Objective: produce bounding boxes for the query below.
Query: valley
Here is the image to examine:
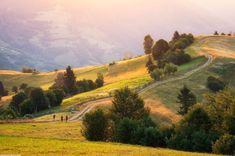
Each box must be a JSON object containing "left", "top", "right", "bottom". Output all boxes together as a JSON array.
[{"left": 0, "top": 35, "right": 235, "bottom": 155}]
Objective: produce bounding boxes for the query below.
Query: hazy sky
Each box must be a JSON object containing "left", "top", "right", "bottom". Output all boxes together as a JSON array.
[{"left": 1, "top": 0, "right": 235, "bottom": 67}]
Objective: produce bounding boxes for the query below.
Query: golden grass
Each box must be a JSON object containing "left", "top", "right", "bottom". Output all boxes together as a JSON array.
[
  {"left": 0, "top": 135, "right": 217, "bottom": 156},
  {"left": 0, "top": 70, "right": 22, "bottom": 75},
  {"left": 202, "top": 47, "right": 235, "bottom": 59},
  {"left": 145, "top": 99, "right": 181, "bottom": 123},
  {"left": 0, "top": 122, "right": 84, "bottom": 140}
]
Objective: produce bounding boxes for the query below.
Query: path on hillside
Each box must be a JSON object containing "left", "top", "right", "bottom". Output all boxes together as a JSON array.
[{"left": 69, "top": 54, "right": 213, "bottom": 121}]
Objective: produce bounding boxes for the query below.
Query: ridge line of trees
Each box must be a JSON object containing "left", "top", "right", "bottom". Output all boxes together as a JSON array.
[{"left": 144, "top": 31, "right": 194, "bottom": 81}]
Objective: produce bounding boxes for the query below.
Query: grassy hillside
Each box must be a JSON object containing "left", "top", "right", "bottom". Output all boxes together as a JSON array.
[
  {"left": 1, "top": 36, "right": 234, "bottom": 120},
  {"left": 0, "top": 36, "right": 216, "bottom": 124},
  {"left": 0, "top": 122, "right": 216, "bottom": 156},
  {"left": 141, "top": 36, "right": 235, "bottom": 113},
  {"left": 0, "top": 36, "right": 234, "bottom": 156}
]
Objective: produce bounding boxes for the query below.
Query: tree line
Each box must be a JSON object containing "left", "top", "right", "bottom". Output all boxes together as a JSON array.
[
  {"left": 50, "top": 66, "right": 104, "bottom": 96},
  {"left": 144, "top": 31, "right": 194, "bottom": 81},
  {"left": 82, "top": 75, "right": 235, "bottom": 155},
  {"left": 0, "top": 83, "right": 64, "bottom": 119},
  {"left": 214, "top": 31, "right": 235, "bottom": 36}
]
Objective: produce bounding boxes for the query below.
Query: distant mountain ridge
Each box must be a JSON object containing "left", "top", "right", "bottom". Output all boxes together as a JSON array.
[{"left": 0, "top": 0, "right": 234, "bottom": 71}]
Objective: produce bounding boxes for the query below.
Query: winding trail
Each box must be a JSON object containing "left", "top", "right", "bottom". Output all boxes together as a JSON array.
[{"left": 69, "top": 53, "right": 213, "bottom": 121}]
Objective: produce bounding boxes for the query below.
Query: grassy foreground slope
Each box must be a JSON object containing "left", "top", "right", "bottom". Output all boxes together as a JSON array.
[
  {"left": 141, "top": 36, "right": 235, "bottom": 113},
  {"left": 0, "top": 136, "right": 216, "bottom": 156},
  {"left": 0, "top": 122, "right": 216, "bottom": 156}
]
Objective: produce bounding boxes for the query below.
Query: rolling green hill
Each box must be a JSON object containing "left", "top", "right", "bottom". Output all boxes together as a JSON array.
[
  {"left": 1, "top": 36, "right": 235, "bottom": 122},
  {"left": 0, "top": 36, "right": 234, "bottom": 156},
  {"left": 141, "top": 36, "right": 235, "bottom": 113}
]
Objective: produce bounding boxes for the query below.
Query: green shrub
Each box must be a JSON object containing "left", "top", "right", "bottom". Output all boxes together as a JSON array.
[
  {"left": 9, "top": 92, "right": 27, "bottom": 113},
  {"left": 46, "top": 91, "right": 57, "bottom": 107},
  {"left": 207, "top": 76, "right": 226, "bottom": 92},
  {"left": 30, "top": 88, "right": 49, "bottom": 112},
  {"left": 20, "top": 99, "right": 35, "bottom": 115},
  {"left": 52, "top": 89, "right": 64, "bottom": 106},
  {"left": 116, "top": 118, "right": 138, "bottom": 143},
  {"left": 212, "top": 134, "right": 235, "bottom": 155},
  {"left": 82, "top": 109, "right": 108, "bottom": 141},
  {"left": 164, "top": 63, "right": 178, "bottom": 75},
  {"left": 150, "top": 69, "right": 164, "bottom": 81}
]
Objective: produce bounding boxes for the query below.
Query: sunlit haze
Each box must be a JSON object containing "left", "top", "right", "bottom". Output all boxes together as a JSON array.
[{"left": 0, "top": 0, "right": 235, "bottom": 69}]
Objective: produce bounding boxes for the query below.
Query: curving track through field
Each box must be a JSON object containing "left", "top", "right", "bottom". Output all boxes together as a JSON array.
[{"left": 69, "top": 54, "right": 213, "bottom": 121}]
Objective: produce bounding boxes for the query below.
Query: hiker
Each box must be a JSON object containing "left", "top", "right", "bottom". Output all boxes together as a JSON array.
[
  {"left": 53, "top": 114, "right": 56, "bottom": 121},
  {"left": 61, "top": 116, "right": 64, "bottom": 122},
  {"left": 66, "top": 115, "right": 68, "bottom": 122}
]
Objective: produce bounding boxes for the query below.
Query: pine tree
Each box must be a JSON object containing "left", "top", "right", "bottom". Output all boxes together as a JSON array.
[
  {"left": 172, "top": 31, "right": 180, "bottom": 41},
  {"left": 143, "top": 35, "right": 154, "bottom": 54},
  {"left": 64, "top": 66, "right": 77, "bottom": 94},
  {"left": 177, "top": 85, "right": 197, "bottom": 115},
  {"left": 111, "top": 87, "right": 149, "bottom": 121},
  {"left": 95, "top": 73, "right": 104, "bottom": 88}
]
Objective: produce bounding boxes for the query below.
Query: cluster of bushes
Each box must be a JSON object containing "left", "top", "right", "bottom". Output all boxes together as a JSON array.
[
  {"left": 109, "top": 61, "right": 116, "bottom": 66},
  {"left": 82, "top": 87, "right": 165, "bottom": 147},
  {"left": 214, "top": 31, "right": 234, "bottom": 36},
  {"left": 51, "top": 66, "right": 104, "bottom": 96},
  {"left": 5, "top": 86, "right": 64, "bottom": 118},
  {"left": 150, "top": 63, "right": 178, "bottom": 81},
  {"left": 170, "top": 89, "right": 235, "bottom": 155},
  {"left": 0, "top": 81, "right": 8, "bottom": 99},
  {"left": 145, "top": 31, "right": 193, "bottom": 80},
  {"left": 164, "top": 49, "right": 191, "bottom": 65},
  {"left": 21, "top": 67, "right": 39, "bottom": 74},
  {"left": 207, "top": 76, "right": 226, "bottom": 92},
  {"left": 82, "top": 84, "right": 235, "bottom": 155}
]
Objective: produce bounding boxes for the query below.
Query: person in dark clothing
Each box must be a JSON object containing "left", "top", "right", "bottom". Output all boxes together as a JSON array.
[
  {"left": 53, "top": 114, "right": 56, "bottom": 121},
  {"left": 66, "top": 116, "right": 68, "bottom": 122},
  {"left": 61, "top": 116, "right": 64, "bottom": 122}
]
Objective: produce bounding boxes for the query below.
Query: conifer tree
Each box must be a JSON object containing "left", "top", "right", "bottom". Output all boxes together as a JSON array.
[
  {"left": 64, "top": 66, "right": 77, "bottom": 94},
  {"left": 143, "top": 35, "right": 154, "bottom": 54},
  {"left": 177, "top": 85, "right": 197, "bottom": 115}
]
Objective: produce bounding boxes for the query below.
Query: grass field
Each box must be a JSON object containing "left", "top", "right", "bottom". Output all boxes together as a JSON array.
[
  {"left": 0, "top": 122, "right": 216, "bottom": 156},
  {"left": 0, "top": 135, "right": 217, "bottom": 156}
]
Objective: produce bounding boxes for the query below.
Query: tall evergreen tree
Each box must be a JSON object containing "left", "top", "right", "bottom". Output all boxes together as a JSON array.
[
  {"left": 64, "top": 66, "right": 77, "bottom": 94},
  {"left": 177, "top": 85, "right": 197, "bottom": 115},
  {"left": 95, "top": 73, "right": 104, "bottom": 88},
  {"left": 143, "top": 35, "right": 154, "bottom": 54},
  {"left": 172, "top": 31, "right": 180, "bottom": 41},
  {"left": 111, "top": 87, "right": 149, "bottom": 121}
]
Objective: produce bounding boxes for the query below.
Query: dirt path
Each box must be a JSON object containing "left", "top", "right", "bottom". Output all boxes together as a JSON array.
[{"left": 69, "top": 54, "right": 213, "bottom": 121}]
